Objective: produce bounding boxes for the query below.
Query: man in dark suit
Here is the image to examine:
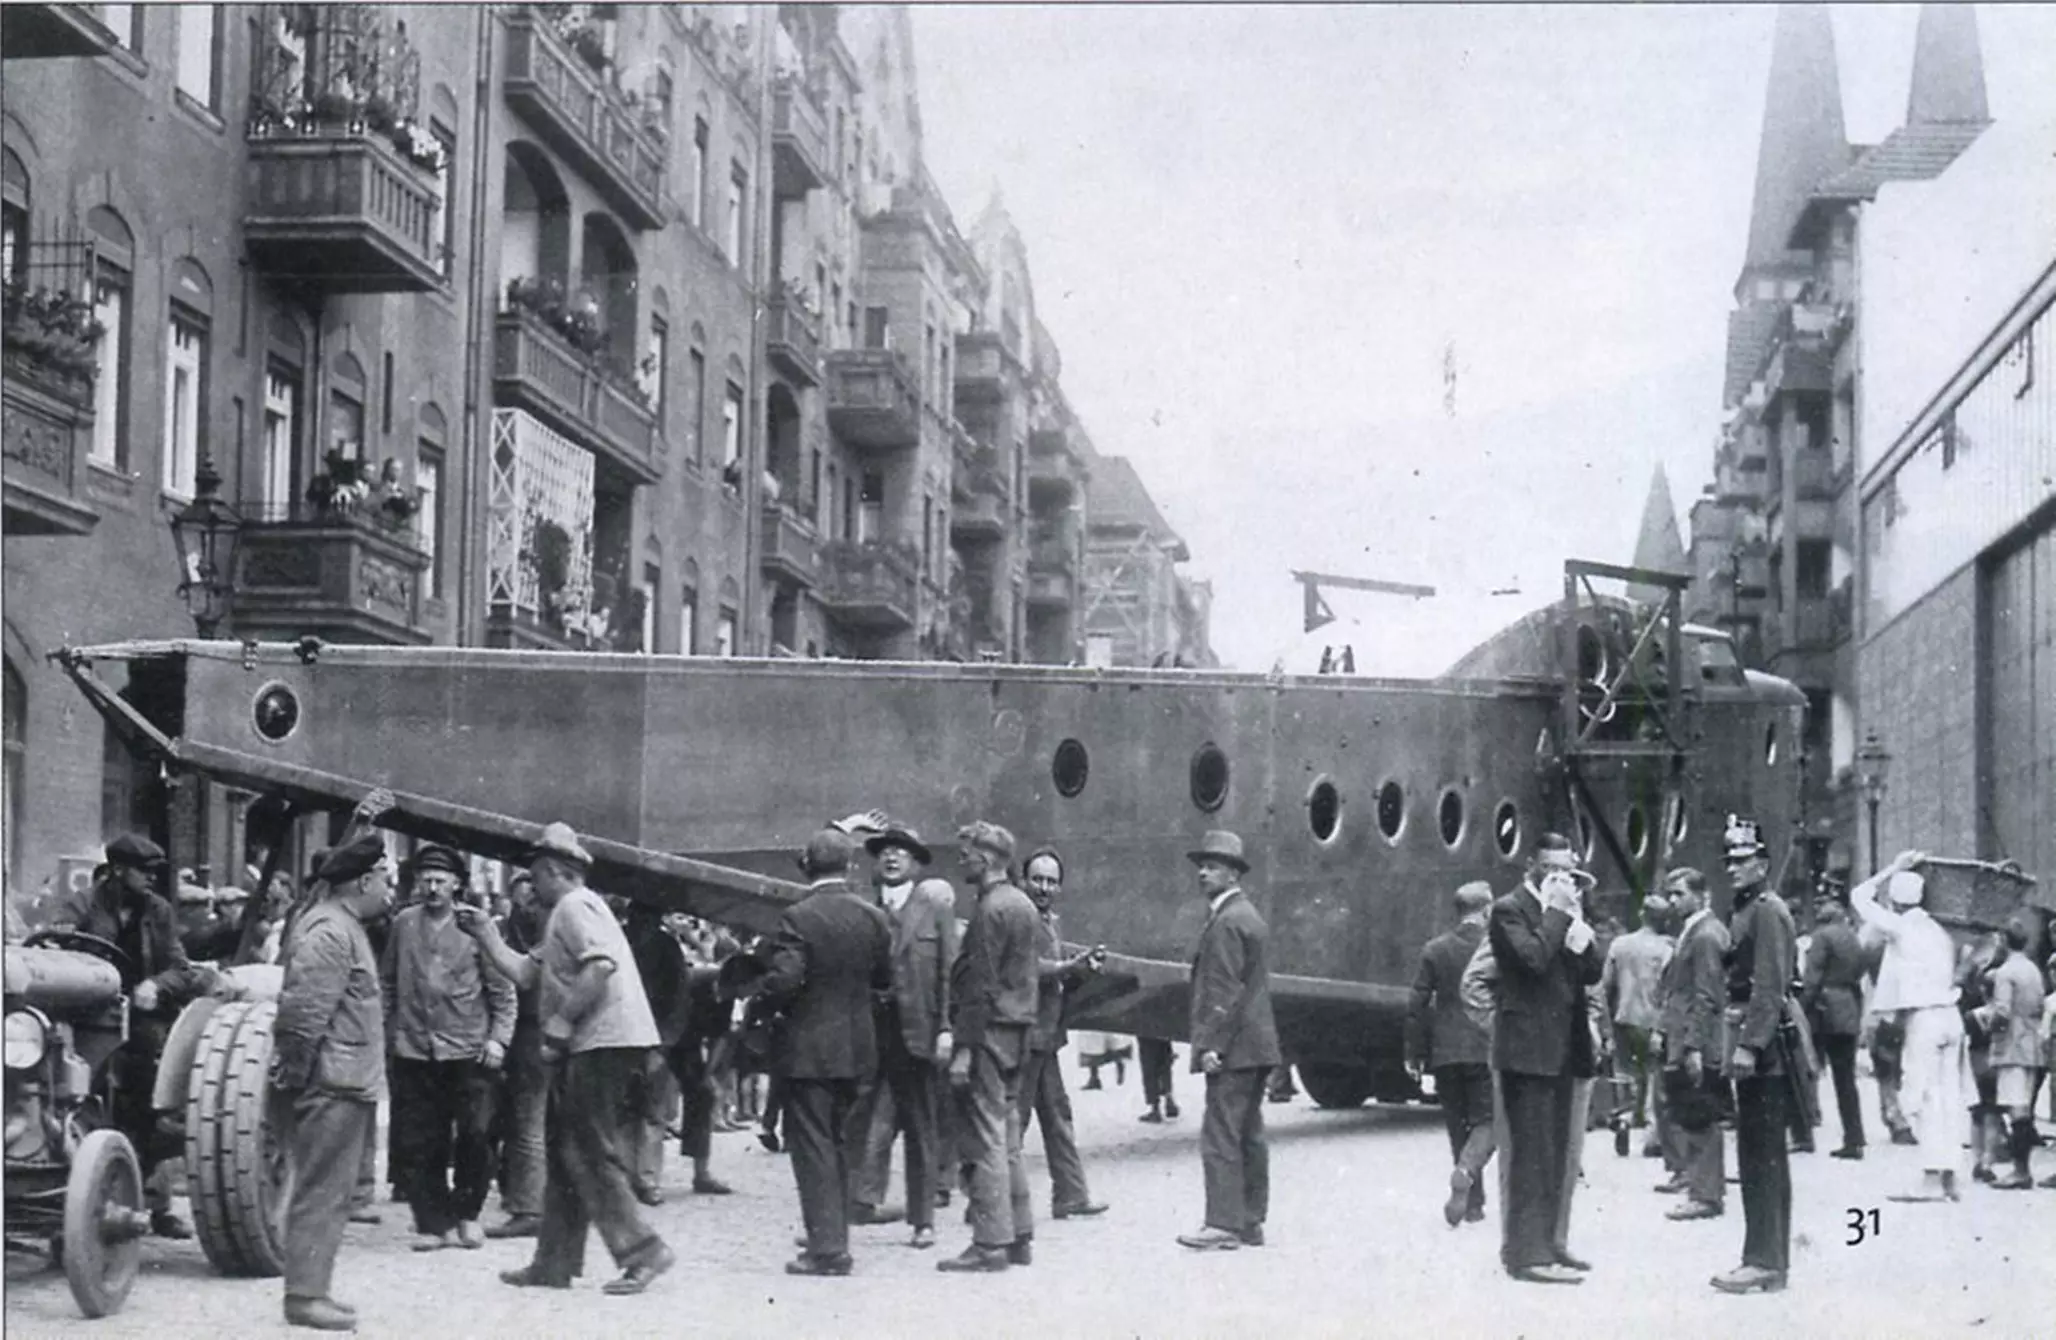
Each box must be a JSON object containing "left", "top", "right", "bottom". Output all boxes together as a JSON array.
[
  {"left": 1176, "top": 830, "right": 1281, "bottom": 1252},
  {"left": 1407, "top": 880, "right": 1496, "bottom": 1227},
  {"left": 849, "top": 823, "right": 958, "bottom": 1248},
  {"left": 1657, "top": 867, "right": 1731, "bottom": 1220},
  {"left": 1802, "top": 892, "right": 1868, "bottom": 1160},
  {"left": 1488, "top": 832, "right": 1603, "bottom": 1285},
  {"left": 1711, "top": 816, "right": 1799, "bottom": 1295},
  {"left": 757, "top": 829, "right": 894, "bottom": 1277}
]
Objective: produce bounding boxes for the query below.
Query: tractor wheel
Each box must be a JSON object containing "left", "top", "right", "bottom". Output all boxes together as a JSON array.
[
  {"left": 1368, "top": 1069, "right": 1425, "bottom": 1105},
  {"left": 1297, "top": 1064, "right": 1375, "bottom": 1110},
  {"left": 184, "top": 999, "right": 285, "bottom": 1277},
  {"left": 61, "top": 1129, "right": 149, "bottom": 1317}
]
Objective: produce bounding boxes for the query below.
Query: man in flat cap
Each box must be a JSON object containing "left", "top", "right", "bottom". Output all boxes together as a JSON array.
[
  {"left": 757, "top": 828, "right": 893, "bottom": 1276},
  {"left": 1852, "top": 848, "right": 1968, "bottom": 1204},
  {"left": 1408, "top": 880, "right": 1497, "bottom": 1227},
  {"left": 1711, "top": 815, "right": 1799, "bottom": 1295},
  {"left": 937, "top": 821, "right": 1041, "bottom": 1273},
  {"left": 849, "top": 822, "right": 959, "bottom": 1247},
  {"left": 270, "top": 832, "right": 394, "bottom": 1330},
  {"left": 382, "top": 844, "right": 515, "bottom": 1251},
  {"left": 1488, "top": 831, "right": 1602, "bottom": 1285},
  {"left": 1176, "top": 830, "right": 1281, "bottom": 1252},
  {"left": 51, "top": 831, "right": 213, "bottom": 1239},
  {"left": 459, "top": 822, "right": 674, "bottom": 1295}
]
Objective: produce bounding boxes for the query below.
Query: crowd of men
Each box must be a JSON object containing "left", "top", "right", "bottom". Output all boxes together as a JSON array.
[
  {"left": 234, "top": 802, "right": 1279, "bottom": 1327},
  {"left": 1406, "top": 814, "right": 2056, "bottom": 1299}
]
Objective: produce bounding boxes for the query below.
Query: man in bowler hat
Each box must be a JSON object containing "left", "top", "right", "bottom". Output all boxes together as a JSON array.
[{"left": 1177, "top": 830, "right": 1281, "bottom": 1251}]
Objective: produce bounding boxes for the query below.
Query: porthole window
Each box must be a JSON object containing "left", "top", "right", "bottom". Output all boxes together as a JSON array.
[
  {"left": 1052, "top": 738, "right": 1088, "bottom": 798},
  {"left": 252, "top": 683, "right": 301, "bottom": 742},
  {"left": 1764, "top": 722, "right": 1779, "bottom": 767},
  {"left": 1376, "top": 780, "right": 1405, "bottom": 842},
  {"left": 1627, "top": 805, "right": 1650, "bottom": 859},
  {"left": 1494, "top": 800, "right": 1521, "bottom": 858},
  {"left": 1438, "top": 788, "right": 1466, "bottom": 849},
  {"left": 1307, "top": 777, "right": 1341, "bottom": 843},
  {"left": 1190, "top": 742, "right": 1229, "bottom": 812}
]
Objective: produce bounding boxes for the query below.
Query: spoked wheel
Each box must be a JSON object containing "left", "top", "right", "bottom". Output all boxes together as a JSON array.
[{"left": 61, "top": 1129, "right": 151, "bottom": 1317}]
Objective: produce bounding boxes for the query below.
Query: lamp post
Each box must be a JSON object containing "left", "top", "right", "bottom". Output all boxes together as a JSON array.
[
  {"left": 168, "top": 453, "right": 245, "bottom": 639},
  {"left": 1854, "top": 727, "right": 1892, "bottom": 877}
]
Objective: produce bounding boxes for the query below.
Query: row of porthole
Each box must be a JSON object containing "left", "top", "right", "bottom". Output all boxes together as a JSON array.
[{"left": 1049, "top": 736, "right": 1681, "bottom": 862}]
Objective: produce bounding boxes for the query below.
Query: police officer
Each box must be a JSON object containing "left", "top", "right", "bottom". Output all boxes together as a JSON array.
[
  {"left": 270, "top": 834, "right": 393, "bottom": 1331},
  {"left": 1710, "top": 815, "right": 1798, "bottom": 1296},
  {"left": 50, "top": 833, "right": 214, "bottom": 1238}
]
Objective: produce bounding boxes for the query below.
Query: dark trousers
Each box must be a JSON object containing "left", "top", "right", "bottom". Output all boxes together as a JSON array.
[
  {"left": 1019, "top": 1047, "right": 1091, "bottom": 1211},
  {"left": 851, "top": 1034, "right": 941, "bottom": 1228},
  {"left": 785, "top": 1076, "right": 862, "bottom": 1262},
  {"left": 279, "top": 1091, "right": 376, "bottom": 1302},
  {"left": 1498, "top": 1070, "right": 1574, "bottom": 1271},
  {"left": 1201, "top": 1067, "right": 1270, "bottom": 1234},
  {"left": 389, "top": 1056, "right": 499, "bottom": 1235},
  {"left": 1662, "top": 1066, "right": 1728, "bottom": 1205},
  {"left": 957, "top": 1040, "right": 1032, "bottom": 1248},
  {"left": 1435, "top": 1063, "right": 1494, "bottom": 1212},
  {"left": 531, "top": 1048, "right": 667, "bottom": 1282},
  {"left": 1614, "top": 1025, "right": 1658, "bottom": 1125},
  {"left": 109, "top": 1041, "right": 176, "bottom": 1214},
  {"left": 1818, "top": 1033, "right": 1865, "bottom": 1151},
  {"left": 1734, "top": 1074, "right": 1791, "bottom": 1274},
  {"left": 1140, "top": 1038, "right": 1176, "bottom": 1105}
]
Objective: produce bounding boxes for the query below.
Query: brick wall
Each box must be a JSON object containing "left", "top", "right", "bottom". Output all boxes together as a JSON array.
[{"left": 1857, "top": 566, "right": 1978, "bottom": 861}]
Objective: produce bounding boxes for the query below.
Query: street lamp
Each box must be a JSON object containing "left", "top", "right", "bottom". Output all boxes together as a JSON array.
[
  {"left": 168, "top": 452, "right": 244, "bottom": 639},
  {"left": 1854, "top": 727, "right": 1892, "bottom": 877}
]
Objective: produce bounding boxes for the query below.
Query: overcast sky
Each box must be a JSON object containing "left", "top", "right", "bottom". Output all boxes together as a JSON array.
[{"left": 909, "top": 4, "right": 2056, "bottom": 673}]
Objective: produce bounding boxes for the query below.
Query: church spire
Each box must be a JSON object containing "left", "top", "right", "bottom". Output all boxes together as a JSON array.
[
  {"left": 1629, "top": 465, "right": 1689, "bottom": 607},
  {"left": 1737, "top": 5, "right": 1849, "bottom": 291},
  {"left": 1907, "top": 4, "right": 1988, "bottom": 125}
]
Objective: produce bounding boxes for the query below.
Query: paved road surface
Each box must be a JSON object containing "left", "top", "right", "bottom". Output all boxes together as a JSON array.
[{"left": 7, "top": 1063, "right": 2053, "bottom": 1338}]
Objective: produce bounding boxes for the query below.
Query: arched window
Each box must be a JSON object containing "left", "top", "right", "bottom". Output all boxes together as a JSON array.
[
  {"left": 578, "top": 211, "right": 638, "bottom": 367},
  {"left": 427, "top": 85, "right": 461, "bottom": 280},
  {"left": 1, "top": 147, "right": 27, "bottom": 288},
  {"left": 87, "top": 206, "right": 136, "bottom": 470},
  {"left": 501, "top": 143, "right": 571, "bottom": 297},
  {"left": 328, "top": 350, "right": 367, "bottom": 464},
  {"left": 679, "top": 557, "right": 700, "bottom": 654},
  {"left": 163, "top": 258, "right": 214, "bottom": 498},
  {"left": 416, "top": 402, "right": 448, "bottom": 599}
]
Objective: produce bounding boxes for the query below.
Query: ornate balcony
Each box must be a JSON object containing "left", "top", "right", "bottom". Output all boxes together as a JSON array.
[
  {"left": 954, "top": 331, "right": 1009, "bottom": 406},
  {"left": 771, "top": 75, "right": 828, "bottom": 199},
  {"left": 234, "top": 503, "right": 432, "bottom": 644},
  {"left": 1026, "top": 542, "right": 1075, "bottom": 610},
  {"left": 818, "top": 540, "right": 918, "bottom": 632},
  {"left": 1028, "top": 428, "right": 1081, "bottom": 505},
  {"left": 826, "top": 348, "right": 921, "bottom": 452},
  {"left": 760, "top": 502, "right": 820, "bottom": 589},
  {"left": 1, "top": 4, "right": 117, "bottom": 60},
  {"left": 492, "top": 309, "right": 660, "bottom": 485},
  {"left": 2, "top": 358, "right": 97, "bottom": 536},
  {"left": 503, "top": 8, "right": 667, "bottom": 230},
  {"left": 244, "top": 131, "right": 444, "bottom": 294},
  {"left": 765, "top": 287, "right": 822, "bottom": 388}
]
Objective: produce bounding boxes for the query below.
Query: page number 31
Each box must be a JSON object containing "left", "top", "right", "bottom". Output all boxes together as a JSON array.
[{"left": 1845, "top": 1207, "right": 1880, "bottom": 1246}]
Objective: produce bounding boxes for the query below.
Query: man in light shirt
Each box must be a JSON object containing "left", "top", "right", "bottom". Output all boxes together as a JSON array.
[
  {"left": 1601, "top": 893, "right": 1673, "bottom": 1158},
  {"left": 1851, "top": 849, "right": 1968, "bottom": 1203}
]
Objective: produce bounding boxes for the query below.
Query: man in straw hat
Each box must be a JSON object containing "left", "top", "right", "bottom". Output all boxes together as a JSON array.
[
  {"left": 1175, "top": 830, "right": 1280, "bottom": 1252},
  {"left": 1852, "top": 847, "right": 1969, "bottom": 1204},
  {"left": 756, "top": 827, "right": 893, "bottom": 1276},
  {"left": 270, "top": 833, "right": 394, "bottom": 1330},
  {"left": 457, "top": 821, "right": 674, "bottom": 1296},
  {"left": 1710, "top": 815, "right": 1799, "bottom": 1295},
  {"left": 1487, "top": 831, "right": 1602, "bottom": 1285}
]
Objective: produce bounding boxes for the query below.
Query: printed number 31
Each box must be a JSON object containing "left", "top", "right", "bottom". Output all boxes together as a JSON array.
[{"left": 1845, "top": 1206, "right": 1880, "bottom": 1246}]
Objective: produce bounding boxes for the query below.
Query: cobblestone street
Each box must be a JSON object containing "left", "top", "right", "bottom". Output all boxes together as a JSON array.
[{"left": 7, "top": 1064, "right": 2053, "bottom": 1339}]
